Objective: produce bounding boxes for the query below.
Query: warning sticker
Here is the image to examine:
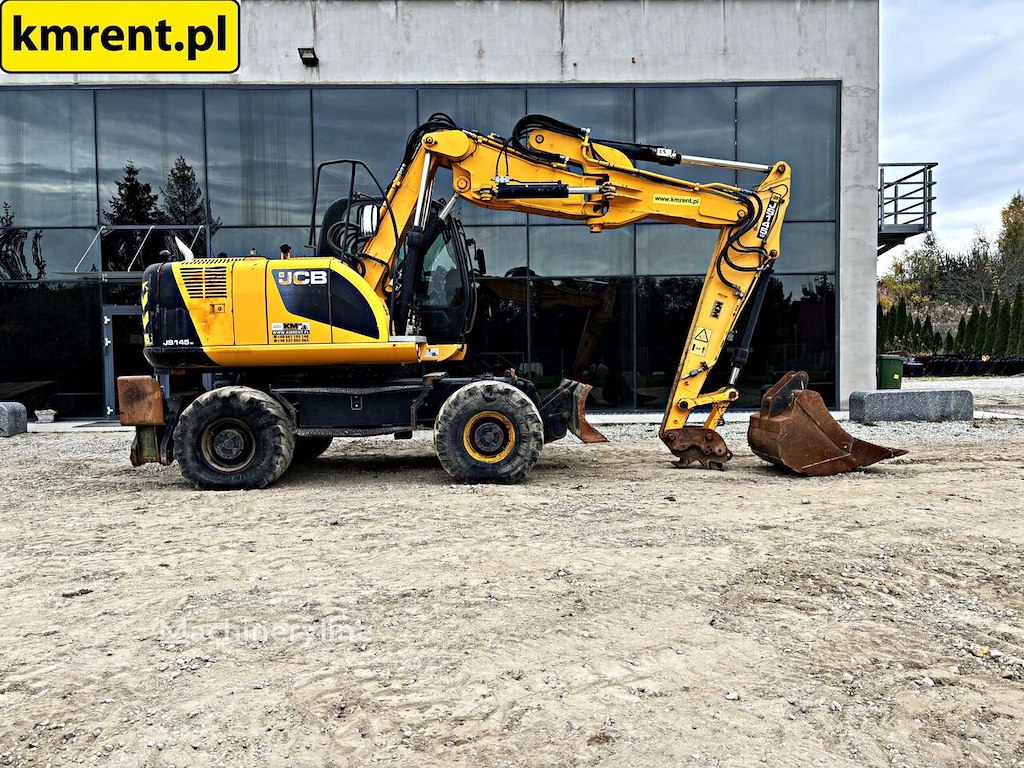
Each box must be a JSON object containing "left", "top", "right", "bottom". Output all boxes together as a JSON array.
[
  {"left": 272, "top": 321, "right": 310, "bottom": 343},
  {"left": 690, "top": 326, "right": 712, "bottom": 356}
]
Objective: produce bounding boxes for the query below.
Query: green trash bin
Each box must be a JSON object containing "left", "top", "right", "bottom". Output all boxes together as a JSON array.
[{"left": 877, "top": 354, "right": 903, "bottom": 389}]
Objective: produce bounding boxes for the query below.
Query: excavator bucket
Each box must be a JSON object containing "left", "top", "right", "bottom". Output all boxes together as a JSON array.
[{"left": 747, "top": 371, "right": 907, "bottom": 476}]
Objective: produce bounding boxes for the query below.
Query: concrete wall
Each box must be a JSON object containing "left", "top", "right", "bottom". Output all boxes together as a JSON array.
[{"left": 1, "top": 0, "right": 880, "bottom": 403}]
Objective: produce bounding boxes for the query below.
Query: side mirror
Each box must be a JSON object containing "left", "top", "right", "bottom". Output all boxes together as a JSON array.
[
  {"left": 358, "top": 203, "right": 379, "bottom": 236},
  {"left": 174, "top": 236, "right": 196, "bottom": 262}
]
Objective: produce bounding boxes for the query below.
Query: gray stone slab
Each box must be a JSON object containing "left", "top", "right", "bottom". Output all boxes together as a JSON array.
[
  {"left": 0, "top": 402, "right": 28, "bottom": 437},
  {"left": 849, "top": 389, "right": 973, "bottom": 422}
]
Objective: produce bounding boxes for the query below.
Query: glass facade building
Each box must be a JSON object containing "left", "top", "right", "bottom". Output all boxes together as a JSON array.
[{"left": 0, "top": 84, "right": 839, "bottom": 416}]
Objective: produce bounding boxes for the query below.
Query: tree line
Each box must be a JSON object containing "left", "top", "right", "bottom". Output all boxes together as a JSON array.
[
  {"left": 879, "top": 191, "right": 1024, "bottom": 357},
  {"left": 103, "top": 157, "right": 221, "bottom": 270},
  {"left": 879, "top": 286, "right": 1024, "bottom": 357},
  {"left": 0, "top": 156, "right": 219, "bottom": 280}
]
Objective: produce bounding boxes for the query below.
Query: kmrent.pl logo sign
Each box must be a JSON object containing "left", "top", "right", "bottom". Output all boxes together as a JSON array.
[{"left": 0, "top": 0, "right": 239, "bottom": 73}]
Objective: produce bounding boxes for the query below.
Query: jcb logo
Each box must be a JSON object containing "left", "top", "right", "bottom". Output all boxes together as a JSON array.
[{"left": 275, "top": 270, "right": 328, "bottom": 286}]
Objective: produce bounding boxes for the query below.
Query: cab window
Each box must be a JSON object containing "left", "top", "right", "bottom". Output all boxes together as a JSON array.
[{"left": 418, "top": 229, "right": 464, "bottom": 308}]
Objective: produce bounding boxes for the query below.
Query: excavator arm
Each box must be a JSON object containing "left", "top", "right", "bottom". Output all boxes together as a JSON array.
[{"left": 356, "top": 113, "right": 791, "bottom": 469}]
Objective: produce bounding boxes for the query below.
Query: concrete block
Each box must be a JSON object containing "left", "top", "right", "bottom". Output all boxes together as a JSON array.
[
  {"left": 849, "top": 389, "right": 973, "bottom": 422},
  {"left": 0, "top": 402, "right": 28, "bottom": 437}
]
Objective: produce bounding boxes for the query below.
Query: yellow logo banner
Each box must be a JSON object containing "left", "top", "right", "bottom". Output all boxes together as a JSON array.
[{"left": 1, "top": 0, "right": 239, "bottom": 73}]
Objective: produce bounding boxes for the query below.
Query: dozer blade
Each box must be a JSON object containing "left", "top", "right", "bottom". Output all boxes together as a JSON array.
[
  {"left": 539, "top": 379, "right": 608, "bottom": 444},
  {"left": 748, "top": 371, "right": 907, "bottom": 476},
  {"left": 563, "top": 380, "right": 609, "bottom": 444}
]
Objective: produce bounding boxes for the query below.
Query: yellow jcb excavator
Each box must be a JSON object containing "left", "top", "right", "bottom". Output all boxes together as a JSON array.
[{"left": 118, "top": 112, "right": 903, "bottom": 489}]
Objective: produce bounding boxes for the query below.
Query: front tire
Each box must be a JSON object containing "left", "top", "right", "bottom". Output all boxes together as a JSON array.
[
  {"left": 174, "top": 386, "right": 295, "bottom": 490},
  {"left": 434, "top": 380, "right": 544, "bottom": 484}
]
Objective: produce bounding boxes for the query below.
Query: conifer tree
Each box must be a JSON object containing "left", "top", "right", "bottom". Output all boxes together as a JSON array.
[
  {"left": 1015, "top": 299, "right": 1024, "bottom": 356},
  {"left": 102, "top": 161, "right": 161, "bottom": 271},
  {"left": 997, "top": 191, "right": 1024, "bottom": 292},
  {"left": 159, "top": 156, "right": 221, "bottom": 258},
  {"left": 895, "top": 298, "right": 909, "bottom": 346},
  {"left": 983, "top": 291, "right": 1002, "bottom": 354},
  {"left": 944, "top": 330, "right": 954, "bottom": 353},
  {"left": 1010, "top": 284, "right": 1024, "bottom": 355},
  {"left": 972, "top": 308, "right": 989, "bottom": 354},
  {"left": 956, "top": 315, "right": 967, "bottom": 353},
  {"left": 962, "top": 308, "right": 975, "bottom": 354},
  {"left": 923, "top": 315, "right": 934, "bottom": 352},
  {"left": 912, "top": 316, "right": 924, "bottom": 352},
  {"left": 994, "top": 297, "right": 1012, "bottom": 356}
]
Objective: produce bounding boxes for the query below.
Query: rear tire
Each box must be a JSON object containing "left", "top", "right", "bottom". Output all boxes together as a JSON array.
[
  {"left": 434, "top": 380, "right": 544, "bottom": 483},
  {"left": 293, "top": 435, "right": 333, "bottom": 463},
  {"left": 174, "top": 386, "right": 295, "bottom": 490}
]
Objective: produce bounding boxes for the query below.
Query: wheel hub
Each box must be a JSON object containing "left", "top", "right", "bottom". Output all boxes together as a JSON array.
[
  {"left": 462, "top": 411, "right": 516, "bottom": 463},
  {"left": 472, "top": 421, "right": 506, "bottom": 454},
  {"left": 200, "top": 418, "right": 256, "bottom": 472},
  {"left": 213, "top": 428, "right": 247, "bottom": 461}
]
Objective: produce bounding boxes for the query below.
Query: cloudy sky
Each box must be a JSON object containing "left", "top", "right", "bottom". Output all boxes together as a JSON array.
[{"left": 880, "top": 0, "right": 1024, "bottom": 267}]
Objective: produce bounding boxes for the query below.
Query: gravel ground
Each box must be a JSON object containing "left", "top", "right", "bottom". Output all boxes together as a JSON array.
[{"left": 1, "top": 380, "right": 1023, "bottom": 767}]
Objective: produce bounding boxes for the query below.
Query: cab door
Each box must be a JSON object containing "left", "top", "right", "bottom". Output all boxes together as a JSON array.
[{"left": 416, "top": 219, "right": 474, "bottom": 344}]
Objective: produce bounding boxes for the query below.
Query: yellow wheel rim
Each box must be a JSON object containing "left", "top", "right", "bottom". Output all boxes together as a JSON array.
[{"left": 462, "top": 411, "right": 516, "bottom": 463}]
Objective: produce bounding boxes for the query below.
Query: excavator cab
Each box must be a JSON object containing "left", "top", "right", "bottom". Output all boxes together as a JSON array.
[
  {"left": 309, "top": 158, "right": 477, "bottom": 347},
  {"left": 412, "top": 209, "right": 476, "bottom": 345}
]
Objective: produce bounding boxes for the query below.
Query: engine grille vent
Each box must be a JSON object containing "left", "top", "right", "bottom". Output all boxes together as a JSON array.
[{"left": 179, "top": 264, "right": 228, "bottom": 299}]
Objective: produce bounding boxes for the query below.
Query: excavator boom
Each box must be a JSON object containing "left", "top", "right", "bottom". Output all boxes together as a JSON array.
[{"left": 355, "top": 113, "right": 902, "bottom": 473}]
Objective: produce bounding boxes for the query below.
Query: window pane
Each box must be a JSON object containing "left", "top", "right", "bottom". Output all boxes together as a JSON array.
[
  {"left": 759, "top": 274, "right": 836, "bottom": 404},
  {"left": 419, "top": 87, "right": 525, "bottom": 138},
  {"left": 529, "top": 225, "right": 632, "bottom": 277},
  {"left": 211, "top": 227, "right": 311, "bottom": 259},
  {"left": 97, "top": 89, "right": 206, "bottom": 227},
  {"left": 101, "top": 226, "right": 207, "bottom": 272},
  {"left": 419, "top": 88, "right": 527, "bottom": 225},
  {"left": 0, "top": 90, "right": 96, "bottom": 227},
  {"left": 464, "top": 276, "right": 529, "bottom": 374},
  {"left": 462, "top": 225, "right": 526, "bottom": 277},
  {"left": 529, "top": 277, "right": 634, "bottom": 409},
  {"left": 0, "top": 228, "right": 101, "bottom": 279},
  {"left": 636, "top": 223, "right": 719, "bottom": 276},
  {"left": 206, "top": 89, "right": 312, "bottom": 226},
  {"left": 777, "top": 222, "right": 836, "bottom": 274},
  {"left": 636, "top": 86, "right": 736, "bottom": 186},
  {"left": 636, "top": 276, "right": 703, "bottom": 409},
  {"left": 737, "top": 85, "right": 837, "bottom": 221},
  {"left": 637, "top": 273, "right": 836, "bottom": 409},
  {"left": 313, "top": 89, "right": 416, "bottom": 221},
  {"left": 0, "top": 281, "right": 103, "bottom": 415},
  {"left": 526, "top": 87, "right": 633, "bottom": 139}
]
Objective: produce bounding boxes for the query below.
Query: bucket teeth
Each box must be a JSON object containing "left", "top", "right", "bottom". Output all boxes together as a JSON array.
[{"left": 748, "top": 371, "right": 907, "bottom": 476}]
